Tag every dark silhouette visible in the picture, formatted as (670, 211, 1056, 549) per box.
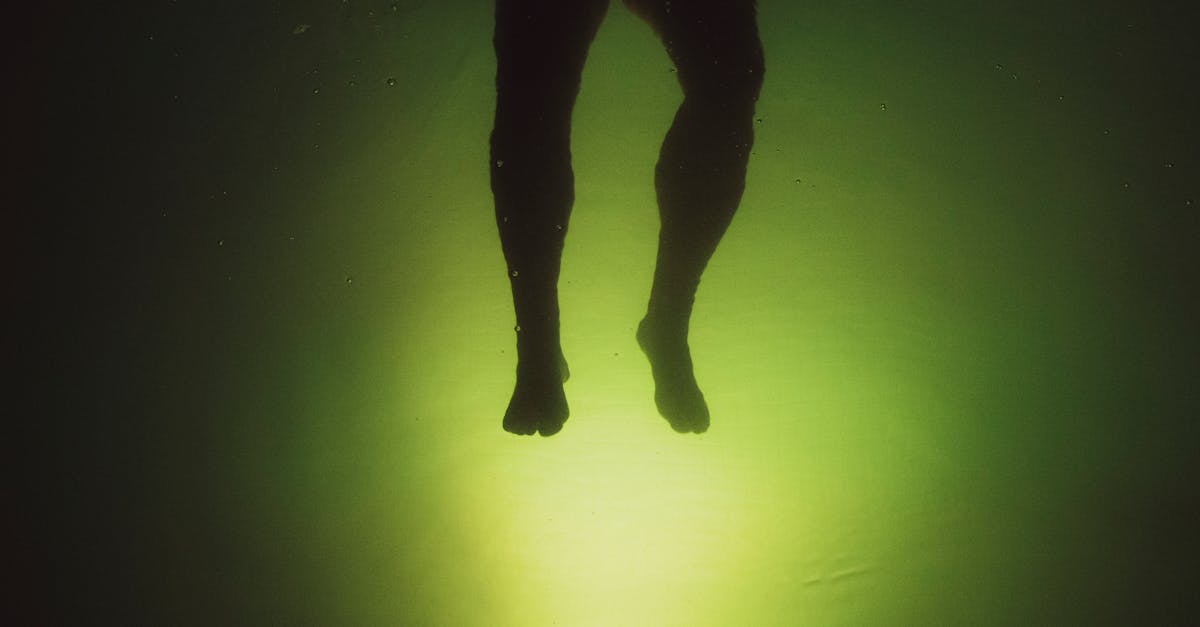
(491, 0, 764, 436)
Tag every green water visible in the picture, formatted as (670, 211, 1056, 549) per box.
(37, 0, 1196, 624)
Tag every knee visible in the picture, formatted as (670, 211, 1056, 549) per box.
(723, 56, 765, 109)
(711, 51, 765, 104)
(679, 44, 764, 109)
(490, 77, 578, 161)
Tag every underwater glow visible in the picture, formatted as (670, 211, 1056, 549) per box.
(42, 0, 1196, 624)
(453, 411, 760, 626)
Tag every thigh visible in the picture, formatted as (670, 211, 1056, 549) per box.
(623, 0, 763, 100)
(494, 0, 610, 97)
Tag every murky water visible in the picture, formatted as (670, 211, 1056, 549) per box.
(38, 0, 1196, 624)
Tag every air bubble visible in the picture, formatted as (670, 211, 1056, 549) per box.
(346, 277, 353, 285)
(514, 325, 522, 333)
(312, 87, 320, 95)
(879, 103, 887, 111)
(1165, 162, 1174, 168)
(510, 270, 519, 277)
(495, 160, 504, 168)
(386, 77, 396, 87)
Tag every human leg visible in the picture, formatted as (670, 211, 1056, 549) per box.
(628, 0, 765, 432)
(491, 0, 610, 435)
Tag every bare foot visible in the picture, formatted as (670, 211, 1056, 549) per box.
(503, 354, 571, 436)
(637, 317, 710, 433)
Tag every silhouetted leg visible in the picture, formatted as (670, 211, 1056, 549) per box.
(628, 0, 765, 433)
(491, 0, 609, 436)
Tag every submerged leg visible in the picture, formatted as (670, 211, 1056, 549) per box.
(491, 0, 610, 436)
(630, 0, 765, 433)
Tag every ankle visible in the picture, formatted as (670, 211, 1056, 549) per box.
(639, 314, 689, 342)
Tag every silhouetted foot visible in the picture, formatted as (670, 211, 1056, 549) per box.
(637, 317, 710, 433)
(503, 355, 571, 436)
